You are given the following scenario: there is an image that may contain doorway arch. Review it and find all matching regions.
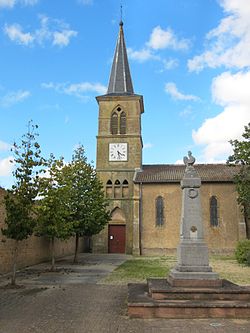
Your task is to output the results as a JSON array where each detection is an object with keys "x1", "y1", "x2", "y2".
[{"x1": 108, "y1": 207, "x2": 126, "y2": 253}]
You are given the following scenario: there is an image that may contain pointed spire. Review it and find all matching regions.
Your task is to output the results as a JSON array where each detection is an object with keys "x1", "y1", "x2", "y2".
[{"x1": 107, "y1": 21, "x2": 134, "y2": 95}]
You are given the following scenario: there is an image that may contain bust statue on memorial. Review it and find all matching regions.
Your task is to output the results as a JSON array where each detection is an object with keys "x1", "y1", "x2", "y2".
[
  {"x1": 183, "y1": 151, "x2": 195, "y2": 166},
  {"x1": 183, "y1": 151, "x2": 198, "y2": 179}
]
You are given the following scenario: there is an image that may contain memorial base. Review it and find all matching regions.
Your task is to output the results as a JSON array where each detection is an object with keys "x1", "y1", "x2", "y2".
[{"x1": 128, "y1": 279, "x2": 250, "y2": 319}]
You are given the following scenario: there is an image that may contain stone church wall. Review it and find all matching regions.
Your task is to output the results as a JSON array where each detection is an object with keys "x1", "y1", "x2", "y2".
[
  {"x1": 0, "y1": 188, "x2": 83, "y2": 275},
  {"x1": 141, "y1": 182, "x2": 245, "y2": 255}
]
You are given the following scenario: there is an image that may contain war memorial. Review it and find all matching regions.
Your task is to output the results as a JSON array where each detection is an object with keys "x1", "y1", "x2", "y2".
[{"x1": 128, "y1": 152, "x2": 250, "y2": 318}]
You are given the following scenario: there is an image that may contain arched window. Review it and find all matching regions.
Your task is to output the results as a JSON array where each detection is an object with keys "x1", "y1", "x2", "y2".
[
  {"x1": 110, "y1": 107, "x2": 127, "y2": 135},
  {"x1": 106, "y1": 180, "x2": 113, "y2": 198},
  {"x1": 120, "y1": 111, "x2": 126, "y2": 134},
  {"x1": 111, "y1": 112, "x2": 118, "y2": 135},
  {"x1": 114, "y1": 179, "x2": 121, "y2": 198},
  {"x1": 210, "y1": 196, "x2": 219, "y2": 227},
  {"x1": 122, "y1": 179, "x2": 129, "y2": 198},
  {"x1": 156, "y1": 196, "x2": 164, "y2": 226}
]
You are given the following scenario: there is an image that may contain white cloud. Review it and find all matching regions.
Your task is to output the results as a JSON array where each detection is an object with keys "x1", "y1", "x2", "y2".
[
  {"x1": 175, "y1": 159, "x2": 184, "y2": 165},
  {"x1": 42, "y1": 81, "x2": 107, "y2": 99},
  {"x1": 162, "y1": 58, "x2": 179, "y2": 70},
  {"x1": 53, "y1": 30, "x2": 78, "y2": 47},
  {"x1": 211, "y1": 71, "x2": 250, "y2": 106},
  {"x1": 165, "y1": 82, "x2": 200, "y2": 101},
  {"x1": 4, "y1": 23, "x2": 34, "y2": 45},
  {"x1": 0, "y1": 156, "x2": 13, "y2": 176},
  {"x1": 179, "y1": 106, "x2": 193, "y2": 117},
  {"x1": 143, "y1": 143, "x2": 153, "y2": 149},
  {"x1": 188, "y1": 0, "x2": 250, "y2": 72},
  {"x1": 147, "y1": 26, "x2": 190, "y2": 51},
  {"x1": 0, "y1": 140, "x2": 11, "y2": 151},
  {"x1": 4, "y1": 15, "x2": 77, "y2": 47},
  {"x1": 0, "y1": 0, "x2": 38, "y2": 8},
  {"x1": 77, "y1": 0, "x2": 93, "y2": 5},
  {"x1": 188, "y1": 1, "x2": 250, "y2": 162},
  {"x1": 0, "y1": 90, "x2": 31, "y2": 107},
  {"x1": 21, "y1": 0, "x2": 38, "y2": 5},
  {"x1": 193, "y1": 71, "x2": 250, "y2": 162},
  {"x1": 0, "y1": 0, "x2": 15, "y2": 8},
  {"x1": 127, "y1": 47, "x2": 159, "y2": 63},
  {"x1": 127, "y1": 26, "x2": 190, "y2": 65}
]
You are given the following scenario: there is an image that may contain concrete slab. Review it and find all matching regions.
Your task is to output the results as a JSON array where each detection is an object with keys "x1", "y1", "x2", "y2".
[{"x1": 0, "y1": 253, "x2": 130, "y2": 287}]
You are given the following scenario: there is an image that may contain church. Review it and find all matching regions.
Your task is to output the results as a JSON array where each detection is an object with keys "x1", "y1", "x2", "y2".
[{"x1": 92, "y1": 21, "x2": 246, "y2": 255}]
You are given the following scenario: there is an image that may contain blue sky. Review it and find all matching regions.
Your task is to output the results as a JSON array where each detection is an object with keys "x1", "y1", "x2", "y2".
[{"x1": 0, "y1": 0, "x2": 250, "y2": 189}]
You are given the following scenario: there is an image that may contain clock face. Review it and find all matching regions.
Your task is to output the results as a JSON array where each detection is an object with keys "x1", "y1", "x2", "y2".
[{"x1": 109, "y1": 143, "x2": 128, "y2": 161}]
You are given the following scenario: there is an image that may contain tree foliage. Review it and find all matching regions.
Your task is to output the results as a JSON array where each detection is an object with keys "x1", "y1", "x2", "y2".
[
  {"x1": 235, "y1": 240, "x2": 250, "y2": 266},
  {"x1": 1, "y1": 121, "x2": 45, "y2": 284},
  {"x1": 228, "y1": 123, "x2": 250, "y2": 238},
  {"x1": 63, "y1": 145, "x2": 110, "y2": 262},
  {"x1": 36, "y1": 155, "x2": 74, "y2": 270}
]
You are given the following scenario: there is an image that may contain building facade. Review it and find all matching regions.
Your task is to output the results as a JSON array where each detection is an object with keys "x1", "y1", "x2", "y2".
[{"x1": 92, "y1": 21, "x2": 246, "y2": 255}]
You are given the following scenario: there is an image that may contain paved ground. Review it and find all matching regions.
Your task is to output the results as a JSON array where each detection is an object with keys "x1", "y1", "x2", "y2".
[{"x1": 0, "y1": 253, "x2": 250, "y2": 333}]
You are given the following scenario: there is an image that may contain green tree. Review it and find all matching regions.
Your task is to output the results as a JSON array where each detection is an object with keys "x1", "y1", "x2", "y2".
[
  {"x1": 64, "y1": 145, "x2": 110, "y2": 263},
  {"x1": 36, "y1": 155, "x2": 74, "y2": 271},
  {"x1": 228, "y1": 123, "x2": 250, "y2": 239},
  {"x1": 2, "y1": 121, "x2": 45, "y2": 285}
]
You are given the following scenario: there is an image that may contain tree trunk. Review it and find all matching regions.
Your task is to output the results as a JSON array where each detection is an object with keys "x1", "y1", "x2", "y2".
[
  {"x1": 73, "y1": 233, "x2": 79, "y2": 263},
  {"x1": 11, "y1": 240, "x2": 19, "y2": 286},
  {"x1": 51, "y1": 237, "x2": 55, "y2": 271},
  {"x1": 244, "y1": 205, "x2": 250, "y2": 239}
]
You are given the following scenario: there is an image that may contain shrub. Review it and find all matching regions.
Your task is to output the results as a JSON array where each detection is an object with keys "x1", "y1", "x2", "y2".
[{"x1": 235, "y1": 240, "x2": 250, "y2": 266}]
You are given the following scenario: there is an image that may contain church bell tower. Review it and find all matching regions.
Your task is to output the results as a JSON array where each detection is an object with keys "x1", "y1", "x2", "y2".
[{"x1": 93, "y1": 20, "x2": 144, "y2": 254}]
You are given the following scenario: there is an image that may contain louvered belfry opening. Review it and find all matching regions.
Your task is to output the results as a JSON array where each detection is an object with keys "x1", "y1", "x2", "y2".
[
  {"x1": 120, "y1": 111, "x2": 126, "y2": 134},
  {"x1": 111, "y1": 112, "x2": 118, "y2": 135}
]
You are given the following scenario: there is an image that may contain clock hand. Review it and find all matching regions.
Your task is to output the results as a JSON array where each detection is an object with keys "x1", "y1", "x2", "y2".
[{"x1": 117, "y1": 151, "x2": 125, "y2": 157}]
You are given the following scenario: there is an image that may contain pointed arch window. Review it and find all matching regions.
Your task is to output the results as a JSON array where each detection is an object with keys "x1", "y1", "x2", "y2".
[
  {"x1": 111, "y1": 112, "x2": 118, "y2": 135},
  {"x1": 210, "y1": 196, "x2": 219, "y2": 227},
  {"x1": 122, "y1": 179, "x2": 129, "y2": 198},
  {"x1": 156, "y1": 196, "x2": 164, "y2": 226},
  {"x1": 114, "y1": 179, "x2": 121, "y2": 198},
  {"x1": 120, "y1": 111, "x2": 126, "y2": 134},
  {"x1": 110, "y1": 107, "x2": 127, "y2": 135},
  {"x1": 106, "y1": 180, "x2": 113, "y2": 198}
]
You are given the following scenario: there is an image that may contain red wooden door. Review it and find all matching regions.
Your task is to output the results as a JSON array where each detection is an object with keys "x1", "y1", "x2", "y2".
[{"x1": 108, "y1": 225, "x2": 126, "y2": 253}]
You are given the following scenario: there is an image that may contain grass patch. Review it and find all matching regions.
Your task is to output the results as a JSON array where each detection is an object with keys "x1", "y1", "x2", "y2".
[
  {"x1": 210, "y1": 255, "x2": 250, "y2": 286},
  {"x1": 102, "y1": 255, "x2": 250, "y2": 286},
  {"x1": 102, "y1": 256, "x2": 176, "y2": 285}
]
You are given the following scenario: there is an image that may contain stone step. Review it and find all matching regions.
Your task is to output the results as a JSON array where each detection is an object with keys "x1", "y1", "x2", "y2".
[
  {"x1": 128, "y1": 283, "x2": 250, "y2": 319},
  {"x1": 147, "y1": 279, "x2": 250, "y2": 301}
]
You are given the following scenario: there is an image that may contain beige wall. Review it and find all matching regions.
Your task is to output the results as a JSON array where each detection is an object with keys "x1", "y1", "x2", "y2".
[
  {"x1": 94, "y1": 94, "x2": 144, "y2": 254},
  {"x1": 140, "y1": 182, "x2": 245, "y2": 255},
  {"x1": 96, "y1": 95, "x2": 143, "y2": 171},
  {"x1": 92, "y1": 170, "x2": 137, "y2": 254},
  {"x1": 0, "y1": 188, "x2": 83, "y2": 274},
  {"x1": 141, "y1": 183, "x2": 181, "y2": 255}
]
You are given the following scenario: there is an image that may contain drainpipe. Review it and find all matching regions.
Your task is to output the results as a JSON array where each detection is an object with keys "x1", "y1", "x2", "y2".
[{"x1": 139, "y1": 182, "x2": 142, "y2": 256}]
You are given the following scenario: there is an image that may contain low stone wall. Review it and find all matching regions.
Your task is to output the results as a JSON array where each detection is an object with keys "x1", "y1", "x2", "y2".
[
  {"x1": 0, "y1": 235, "x2": 82, "y2": 274},
  {"x1": 0, "y1": 188, "x2": 84, "y2": 274},
  {"x1": 141, "y1": 247, "x2": 235, "y2": 256}
]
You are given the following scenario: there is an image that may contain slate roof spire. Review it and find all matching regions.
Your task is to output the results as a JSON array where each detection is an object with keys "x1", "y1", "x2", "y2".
[{"x1": 107, "y1": 20, "x2": 134, "y2": 95}]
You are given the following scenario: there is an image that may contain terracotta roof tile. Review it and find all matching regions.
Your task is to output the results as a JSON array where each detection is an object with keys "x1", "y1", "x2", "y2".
[{"x1": 134, "y1": 164, "x2": 240, "y2": 183}]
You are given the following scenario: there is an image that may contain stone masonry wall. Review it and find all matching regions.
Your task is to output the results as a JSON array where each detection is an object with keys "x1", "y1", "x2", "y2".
[
  {"x1": 141, "y1": 182, "x2": 245, "y2": 255},
  {"x1": 0, "y1": 188, "x2": 83, "y2": 274}
]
